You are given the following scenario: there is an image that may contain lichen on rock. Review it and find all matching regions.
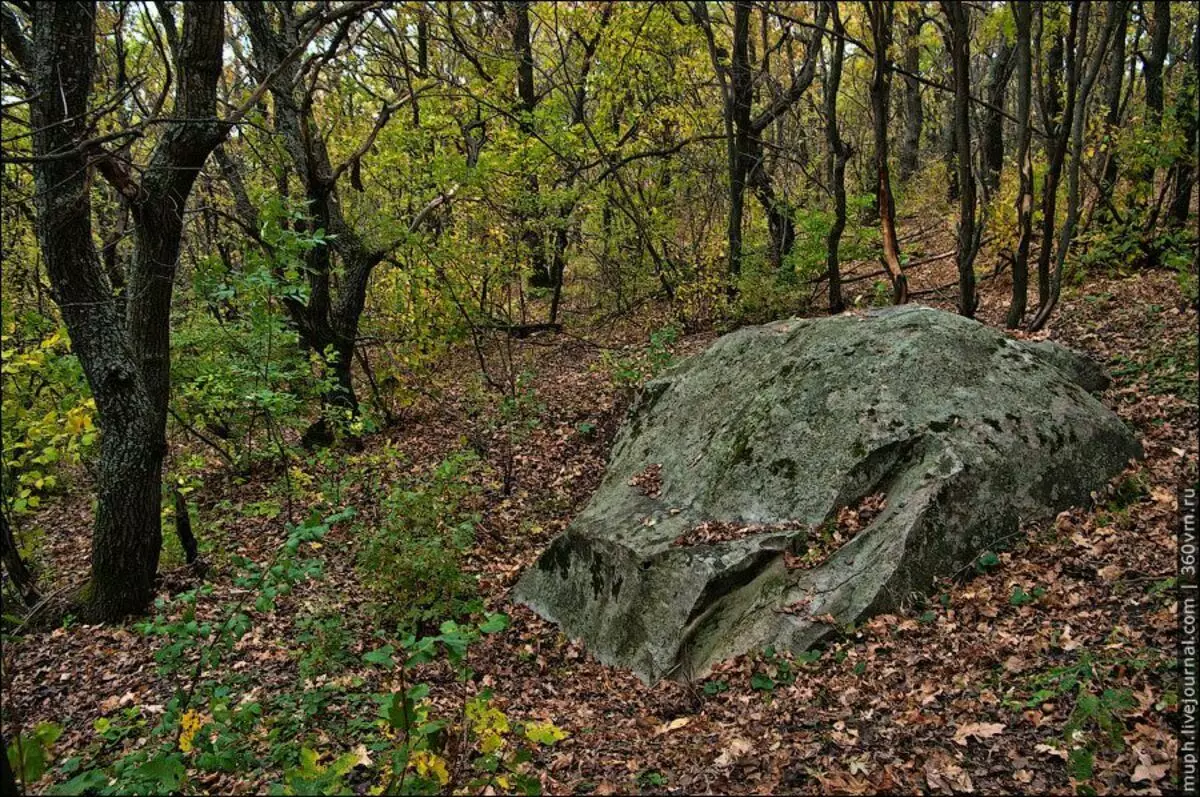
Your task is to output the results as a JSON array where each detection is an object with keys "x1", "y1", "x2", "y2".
[{"x1": 515, "y1": 306, "x2": 1142, "y2": 682}]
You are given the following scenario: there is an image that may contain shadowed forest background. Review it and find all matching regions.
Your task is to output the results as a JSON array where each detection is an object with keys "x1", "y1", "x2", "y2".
[{"x1": 0, "y1": 1, "x2": 1197, "y2": 794}]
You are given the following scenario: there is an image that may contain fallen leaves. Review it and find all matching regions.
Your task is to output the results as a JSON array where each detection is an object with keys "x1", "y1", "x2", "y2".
[
  {"x1": 952, "y1": 721, "x2": 1005, "y2": 746},
  {"x1": 4, "y1": 264, "x2": 1193, "y2": 796}
]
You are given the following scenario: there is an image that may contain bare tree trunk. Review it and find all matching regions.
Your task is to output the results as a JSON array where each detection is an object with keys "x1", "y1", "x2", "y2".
[
  {"x1": 943, "y1": 1, "x2": 980, "y2": 317},
  {"x1": 727, "y1": 0, "x2": 753, "y2": 280},
  {"x1": 1008, "y1": 0, "x2": 1035, "y2": 329},
  {"x1": 513, "y1": 1, "x2": 550, "y2": 287},
  {"x1": 981, "y1": 39, "x2": 1014, "y2": 198},
  {"x1": 1031, "y1": 1, "x2": 1120, "y2": 330},
  {"x1": 898, "y1": 10, "x2": 924, "y2": 182},
  {"x1": 1, "y1": 511, "x2": 39, "y2": 605},
  {"x1": 867, "y1": 0, "x2": 909, "y2": 304},
  {"x1": 825, "y1": 2, "x2": 849, "y2": 314},
  {"x1": 1036, "y1": 13, "x2": 1069, "y2": 310},
  {"x1": 1168, "y1": 18, "x2": 1198, "y2": 226},
  {"x1": 1099, "y1": 1, "x2": 1129, "y2": 202}
]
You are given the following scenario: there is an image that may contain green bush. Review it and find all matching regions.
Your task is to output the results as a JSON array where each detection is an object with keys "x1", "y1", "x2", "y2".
[{"x1": 357, "y1": 452, "x2": 481, "y2": 631}]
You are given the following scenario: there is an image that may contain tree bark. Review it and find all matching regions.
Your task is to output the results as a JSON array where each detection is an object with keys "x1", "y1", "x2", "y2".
[
  {"x1": 1031, "y1": 1, "x2": 1120, "y2": 330},
  {"x1": 1099, "y1": 1, "x2": 1128, "y2": 203},
  {"x1": 238, "y1": 2, "x2": 392, "y2": 446},
  {"x1": 1133, "y1": 0, "x2": 1170, "y2": 206},
  {"x1": 745, "y1": 3, "x2": 826, "y2": 272},
  {"x1": 981, "y1": 38, "x2": 1014, "y2": 198},
  {"x1": 1007, "y1": 0, "x2": 1035, "y2": 329},
  {"x1": 942, "y1": 1, "x2": 979, "y2": 317},
  {"x1": 1035, "y1": 12, "x2": 1069, "y2": 310},
  {"x1": 26, "y1": 1, "x2": 225, "y2": 620},
  {"x1": 1168, "y1": 17, "x2": 1198, "y2": 226},
  {"x1": 727, "y1": 1, "x2": 753, "y2": 279},
  {"x1": 898, "y1": 9, "x2": 924, "y2": 182},
  {"x1": 825, "y1": 2, "x2": 849, "y2": 314},
  {"x1": 514, "y1": 1, "x2": 551, "y2": 288},
  {"x1": 867, "y1": 0, "x2": 909, "y2": 304},
  {"x1": 1, "y1": 511, "x2": 39, "y2": 605}
]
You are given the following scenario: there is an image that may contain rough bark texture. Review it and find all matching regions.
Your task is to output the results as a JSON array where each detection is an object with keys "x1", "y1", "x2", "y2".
[
  {"x1": 727, "y1": 1, "x2": 752, "y2": 279},
  {"x1": 28, "y1": 1, "x2": 225, "y2": 620},
  {"x1": 516, "y1": 307, "x2": 1140, "y2": 682},
  {"x1": 1099, "y1": 2, "x2": 1128, "y2": 202},
  {"x1": 1, "y1": 511, "x2": 39, "y2": 605},
  {"x1": 514, "y1": 1, "x2": 551, "y2": 288},
  {"x1": 1168, "y1": 19, "x2": 1198, "y2": 226},
  {"x1": 238, "y1": 2, "x2": 384, "y2": 445},
  {"x1": 1036, "y1": 16, "x2": 1070, "y2": 310}
]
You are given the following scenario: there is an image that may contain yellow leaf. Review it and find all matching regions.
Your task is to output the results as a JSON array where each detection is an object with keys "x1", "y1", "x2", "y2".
[
  {"x1": 179, "y1": 710, "x2": 208, "y2": 754},
  {"x1": 410, "y1": 751, "x2": 450, "y2": 785}
]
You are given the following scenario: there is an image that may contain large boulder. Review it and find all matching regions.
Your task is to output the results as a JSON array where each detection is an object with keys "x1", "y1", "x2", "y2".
[{"x1": 515, "y1": 306, "x2": 1142, "y2": 682}]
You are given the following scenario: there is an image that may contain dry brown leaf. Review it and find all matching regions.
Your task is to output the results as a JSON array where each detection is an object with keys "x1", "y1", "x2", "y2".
[{"x1": 952, "y1": 722, "x2": 1005, "y2": 746}]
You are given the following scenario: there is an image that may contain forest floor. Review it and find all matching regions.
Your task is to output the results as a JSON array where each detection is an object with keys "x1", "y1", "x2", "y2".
[{"x1": 4, "y1": 220, "x2": 1198, "y2": 795}]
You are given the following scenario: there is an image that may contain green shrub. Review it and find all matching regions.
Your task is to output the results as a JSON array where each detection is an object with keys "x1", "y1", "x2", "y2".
[{"x1": 357, "y1": 452, "x2": 481, "y2": 631}]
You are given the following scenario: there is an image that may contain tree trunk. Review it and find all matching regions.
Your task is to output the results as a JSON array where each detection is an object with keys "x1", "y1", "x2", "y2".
[
  {"x1": 1099, "y1": 2, "x2": 1128, "y2": 202},
  {"x1": 28, "y1": 1, "x2": 225, "y2": 620},
  {"x1": 1134, "y1": 0, "x2": 1170, "y2": 205},
  {"x1": 1168, "y1": 18, "x2": 1198, "y2": 226},
  {"x1": 514, "y1": 1, "x2": 550, "y2": 287},
  {"x1": 727, "y1": 1, "x2": 753, "y2": 280},
  {"x1": 1036, "y1": 18, "x2": 1068, "y2": 309},
  {"x1": 943, "y1": 1, "x2": 979, "y2": 317},
  {"x1": 1, "y1": 511, "x2": 39, "y2": 605},
  {"x1": 825, "y1": 2, "x2": 848, "y2": 314},
  {"x1": 1008, "y1": 0, "x2": 1035, "y2": 329},
  {"x1": 898, "y1": 11, "x2": 923, "y2": 182},
  {"x1": 1030, "y1": 1, "x2": 1120, "y2": 330},
  {"x1": 747, "y1": 138, "x2": 795, "y2": 272},
  {"x1": 867, "y1": 1, "x2": 909, "y2": 304},
  {"x1": 981, "y1": 39, "x2": 1014, "y2": 198}
]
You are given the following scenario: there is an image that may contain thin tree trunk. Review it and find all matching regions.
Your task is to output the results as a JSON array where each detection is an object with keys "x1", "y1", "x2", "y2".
[
  {"x1": 1031, "y1": 1, "x2": 1120, "y2": 330},
  {"x1": 513, "y1": 1, "x2": 550, "y2": 287},
  {"x1": 1008, "y1": 0, "x2": 1035, "y2": 328},
  {"x1": 1, "y1": 511, "x2": 39, "y2": 605},
  {"x1": 727, "y1": 0, "x2": 753, "y2": 280},
  {"x1": 1135, "y1": 0, "x2": 1170, "y2": 205},
  {"x1": 1099, "y1": 2, "x2": 1128, "y2": 202},
  {"x1": 898, "y1": 10, "x2": 923, "y2": 182},
  {"x1": 981, "y1": 39, "x2": 1014, "y2": 198},
  {"x1": 825, "y1": 2, "x2": 848, "y2": 314},
  {"x1": 1168, "y1": 19, "x2": 1198, "y2": 226},
  {"x1": 867, "y1": 0, "x2": 909, "y2": 304},
  {"x1": 1036, "y1": 16, "x2": 1068, "y2": 309},
  {"x1": 943, "y1": 1, "x2": 979, "y2": 317}
]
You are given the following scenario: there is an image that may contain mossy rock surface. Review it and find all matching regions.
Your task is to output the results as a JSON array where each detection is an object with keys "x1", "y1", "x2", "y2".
[{"x1": 515, "y1": 306, "x2": 1141, "y2": 682}]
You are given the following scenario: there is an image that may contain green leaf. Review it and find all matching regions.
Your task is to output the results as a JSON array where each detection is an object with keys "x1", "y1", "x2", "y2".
[
  {"x1": 363, "y1": 644, "x2": 395, "y2": 667},
  {"x1": 136, "y1": 754, "x2": 186, "y2": 791},
  {"x1": 479, "y1": 613, "x2": 509, "y2": 634},
  {"x1": 750, "y1": 673, "x2": 775, "y2": 692},
  {"x1": 523, "y1": 720, "x2": 569, "y2": 746}
]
